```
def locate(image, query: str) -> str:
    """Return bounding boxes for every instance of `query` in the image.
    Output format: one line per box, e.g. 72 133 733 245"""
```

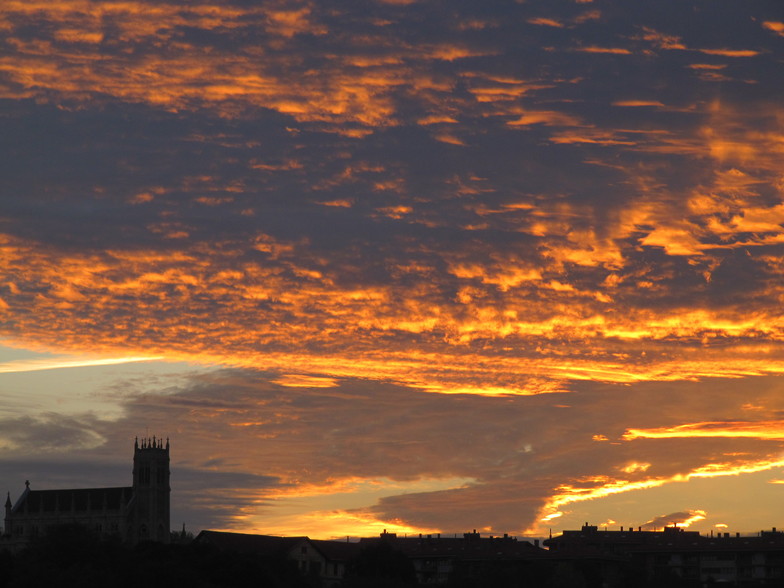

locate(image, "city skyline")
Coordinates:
2 0 784 539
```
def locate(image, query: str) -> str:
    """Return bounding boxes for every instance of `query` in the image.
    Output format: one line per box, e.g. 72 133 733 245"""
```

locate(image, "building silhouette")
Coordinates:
2 437 170 548
195 530 353 587
194 529 547 586
545 522 784 585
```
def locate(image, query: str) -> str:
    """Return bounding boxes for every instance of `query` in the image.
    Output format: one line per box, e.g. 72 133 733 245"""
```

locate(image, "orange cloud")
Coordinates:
534 457 784 533
642 510 706 530
687 63 728 70
698 49 760 58
0 1 413 125
507 110 581 127
417 115 459 125
623 421 784 441
318 199 354 208
612 100 665 108
636 28 687 50
575 47 632 55
763 21 784 36
433 133 466 146
271 374 340 388
620 462 651 474
527 18 564 28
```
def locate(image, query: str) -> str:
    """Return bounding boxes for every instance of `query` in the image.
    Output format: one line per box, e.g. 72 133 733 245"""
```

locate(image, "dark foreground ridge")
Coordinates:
4 523 784 587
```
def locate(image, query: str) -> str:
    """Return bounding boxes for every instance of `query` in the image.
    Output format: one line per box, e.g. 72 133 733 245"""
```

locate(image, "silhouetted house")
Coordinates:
545 523 784 585
311 538 361 585
2 437 170 549
633 528 784 585
194 530 352 587
360 530 547 584
195 529 547 586
545 523 701 556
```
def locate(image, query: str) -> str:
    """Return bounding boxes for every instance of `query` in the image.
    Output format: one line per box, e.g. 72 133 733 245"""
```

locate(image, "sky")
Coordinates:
1 0 784 540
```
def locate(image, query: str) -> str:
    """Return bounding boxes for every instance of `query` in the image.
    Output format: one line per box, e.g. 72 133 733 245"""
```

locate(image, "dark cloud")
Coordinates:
641 510 705 531
0 414 105 453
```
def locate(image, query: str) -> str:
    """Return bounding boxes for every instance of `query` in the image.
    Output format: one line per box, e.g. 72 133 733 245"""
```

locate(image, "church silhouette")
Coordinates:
3 437 170 548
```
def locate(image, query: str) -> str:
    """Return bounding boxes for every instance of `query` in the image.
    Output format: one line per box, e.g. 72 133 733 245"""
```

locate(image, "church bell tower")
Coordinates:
131 437 170 543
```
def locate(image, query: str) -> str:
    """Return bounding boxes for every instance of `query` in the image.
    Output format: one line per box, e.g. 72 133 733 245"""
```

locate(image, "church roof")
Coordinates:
11 486 133 514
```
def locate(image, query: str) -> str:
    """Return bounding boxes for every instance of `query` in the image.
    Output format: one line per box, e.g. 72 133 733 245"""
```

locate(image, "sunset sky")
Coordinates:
2 0 784 540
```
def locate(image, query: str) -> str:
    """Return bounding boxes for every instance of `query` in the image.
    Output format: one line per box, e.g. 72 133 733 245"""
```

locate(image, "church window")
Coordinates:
139 465 150 485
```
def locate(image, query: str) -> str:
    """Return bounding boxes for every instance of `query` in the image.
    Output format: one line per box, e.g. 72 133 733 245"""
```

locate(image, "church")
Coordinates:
2 437 170 548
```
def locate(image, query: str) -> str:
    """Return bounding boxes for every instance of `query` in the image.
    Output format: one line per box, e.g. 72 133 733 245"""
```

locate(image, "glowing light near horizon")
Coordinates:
534 458 784 534
222 476 475 539
624 422 784 441
237 509 439 541
0 355 164 373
